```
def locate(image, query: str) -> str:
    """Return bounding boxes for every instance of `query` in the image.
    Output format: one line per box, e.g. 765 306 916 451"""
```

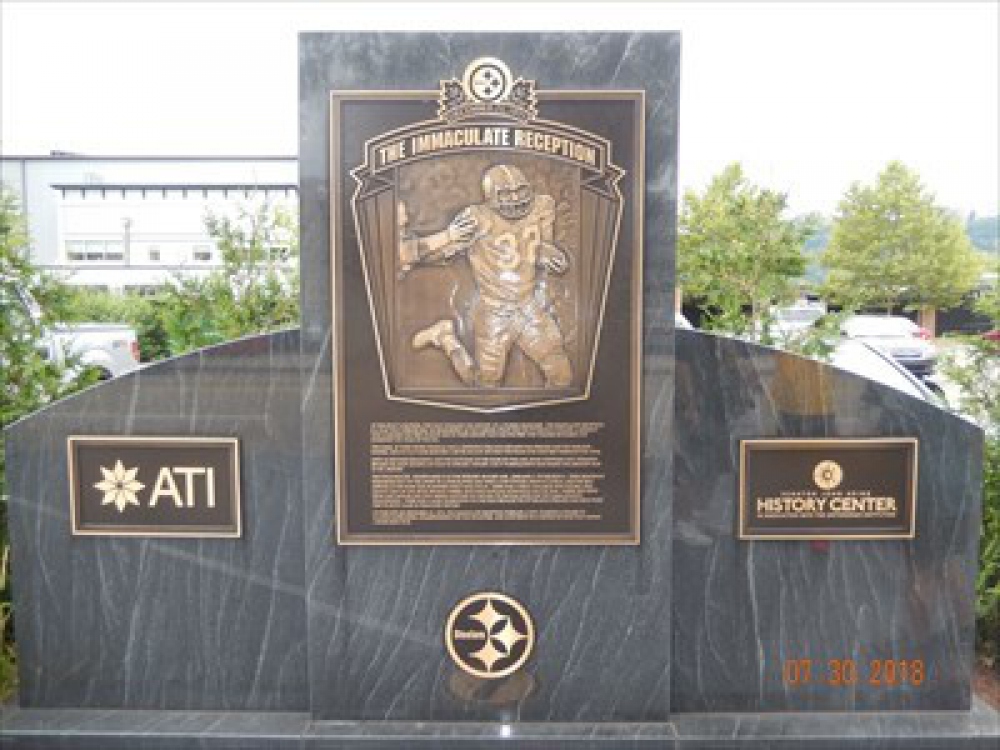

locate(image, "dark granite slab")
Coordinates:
298 32 680 722
672 330 983 712
5 332 309 710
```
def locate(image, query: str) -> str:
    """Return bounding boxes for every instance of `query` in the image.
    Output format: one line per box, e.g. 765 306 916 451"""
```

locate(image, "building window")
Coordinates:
192 246 213 262
123 284 164 297
104 241 124 261
267 245 290 262
66 240 124 263
148 246 161 262
66 240 85 261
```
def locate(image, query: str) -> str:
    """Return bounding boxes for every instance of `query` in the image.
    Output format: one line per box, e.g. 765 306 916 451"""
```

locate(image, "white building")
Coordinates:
0 154 297 293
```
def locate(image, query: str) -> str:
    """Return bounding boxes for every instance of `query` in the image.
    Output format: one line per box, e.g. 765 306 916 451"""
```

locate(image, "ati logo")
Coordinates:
94 459 217 513
813 460 844 491
445 592 534 679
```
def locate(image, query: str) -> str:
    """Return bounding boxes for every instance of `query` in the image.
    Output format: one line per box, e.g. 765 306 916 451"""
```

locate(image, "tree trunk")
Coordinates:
918 306 937 337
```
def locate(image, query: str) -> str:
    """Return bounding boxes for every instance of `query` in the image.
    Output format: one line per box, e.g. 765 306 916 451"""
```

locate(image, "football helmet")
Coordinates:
483 164 533 220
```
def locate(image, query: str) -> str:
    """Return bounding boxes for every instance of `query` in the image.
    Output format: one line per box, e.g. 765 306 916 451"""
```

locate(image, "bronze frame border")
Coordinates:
738 437 919 541
67 435 242 538
330 88 644 546
443 591 535 680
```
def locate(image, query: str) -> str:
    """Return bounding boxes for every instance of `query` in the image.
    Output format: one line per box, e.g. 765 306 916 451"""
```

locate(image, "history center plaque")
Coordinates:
332 58 643 544
739 438 918 540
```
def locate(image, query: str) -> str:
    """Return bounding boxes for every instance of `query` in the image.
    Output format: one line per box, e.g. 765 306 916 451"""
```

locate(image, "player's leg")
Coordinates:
518 305 572 388
474 306 515 387
412 319 475 385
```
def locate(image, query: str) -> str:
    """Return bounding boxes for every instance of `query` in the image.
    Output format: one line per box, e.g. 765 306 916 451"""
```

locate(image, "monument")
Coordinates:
2 32 997 747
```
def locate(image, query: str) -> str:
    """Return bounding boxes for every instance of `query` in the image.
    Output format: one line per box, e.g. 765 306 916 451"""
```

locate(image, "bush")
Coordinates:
58 199 299 362
979 438 1000 667
155 200 299 356
1 188 95 699
940 281 999 668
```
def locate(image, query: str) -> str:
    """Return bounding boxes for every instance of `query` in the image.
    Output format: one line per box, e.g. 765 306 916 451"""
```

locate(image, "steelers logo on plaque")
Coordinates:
445 592 535 679
464 57 512 102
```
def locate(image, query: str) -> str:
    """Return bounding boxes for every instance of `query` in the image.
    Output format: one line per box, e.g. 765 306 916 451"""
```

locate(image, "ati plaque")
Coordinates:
739 438 918 540
331 58 643 544
68 436 241 537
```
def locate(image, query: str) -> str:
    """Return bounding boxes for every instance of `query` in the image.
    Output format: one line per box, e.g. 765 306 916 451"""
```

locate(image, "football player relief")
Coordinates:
343 58 637 412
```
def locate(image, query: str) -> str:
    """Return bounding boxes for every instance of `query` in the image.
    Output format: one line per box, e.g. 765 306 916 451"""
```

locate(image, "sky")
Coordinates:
1 1 997 217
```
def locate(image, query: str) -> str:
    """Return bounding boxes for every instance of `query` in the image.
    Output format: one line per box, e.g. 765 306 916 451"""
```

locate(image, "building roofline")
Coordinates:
0 154 296 162
51 183 298 191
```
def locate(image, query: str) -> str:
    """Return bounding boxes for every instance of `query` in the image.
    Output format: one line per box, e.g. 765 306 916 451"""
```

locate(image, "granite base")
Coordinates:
2 702 999 749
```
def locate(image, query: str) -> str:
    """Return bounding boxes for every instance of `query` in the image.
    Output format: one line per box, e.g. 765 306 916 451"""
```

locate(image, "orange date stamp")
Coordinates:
782 658 926 687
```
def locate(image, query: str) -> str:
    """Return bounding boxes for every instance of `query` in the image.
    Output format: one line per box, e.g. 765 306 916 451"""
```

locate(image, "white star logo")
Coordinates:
470 599 505 634
93 460 145 513
467 598 528 673
492 617 527 655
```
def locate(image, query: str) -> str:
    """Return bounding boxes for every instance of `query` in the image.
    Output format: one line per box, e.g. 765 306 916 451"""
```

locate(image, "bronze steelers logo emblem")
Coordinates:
445 592 534 679
463 57 512 103
813 459 844 490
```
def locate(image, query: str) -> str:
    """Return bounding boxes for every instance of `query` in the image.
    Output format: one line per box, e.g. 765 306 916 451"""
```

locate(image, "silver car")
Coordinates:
840 314 936 377
830 339 942 404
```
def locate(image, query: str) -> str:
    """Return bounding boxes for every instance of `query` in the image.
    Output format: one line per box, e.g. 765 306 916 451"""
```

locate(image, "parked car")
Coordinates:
41 323 141 380
9 283 140 380
770 301 826 338
829 338 943 405
840 314 936 377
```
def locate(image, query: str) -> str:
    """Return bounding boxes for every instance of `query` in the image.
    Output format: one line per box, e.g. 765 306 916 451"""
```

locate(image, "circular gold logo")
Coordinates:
463 57 512 103
813 460 844 490
445 592 534 679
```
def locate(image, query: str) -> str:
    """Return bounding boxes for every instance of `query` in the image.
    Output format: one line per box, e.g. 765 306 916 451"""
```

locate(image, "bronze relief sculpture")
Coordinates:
347 57 632 412
401 163 573 389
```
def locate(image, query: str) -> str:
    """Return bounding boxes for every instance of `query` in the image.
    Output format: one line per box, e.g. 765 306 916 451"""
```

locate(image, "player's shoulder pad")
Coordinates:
463 203 492 227
534 194 556 221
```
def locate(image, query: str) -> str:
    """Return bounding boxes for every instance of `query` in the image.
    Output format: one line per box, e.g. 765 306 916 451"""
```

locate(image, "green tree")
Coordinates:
678 163 812 337
822 161 983 313
0 187 91 698
159 199 299 354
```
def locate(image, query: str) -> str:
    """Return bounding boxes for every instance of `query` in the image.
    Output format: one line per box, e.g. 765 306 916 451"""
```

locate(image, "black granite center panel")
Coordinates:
299 32 679 721
5 331 308 710
671 330 983 712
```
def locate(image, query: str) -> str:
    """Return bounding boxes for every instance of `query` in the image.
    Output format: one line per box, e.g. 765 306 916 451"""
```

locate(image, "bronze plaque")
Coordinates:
332 58 643 544
68 436 241 537
739 438 918 540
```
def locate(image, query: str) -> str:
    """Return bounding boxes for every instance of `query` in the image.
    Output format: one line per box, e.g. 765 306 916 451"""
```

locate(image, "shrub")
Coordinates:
978 437 1000 667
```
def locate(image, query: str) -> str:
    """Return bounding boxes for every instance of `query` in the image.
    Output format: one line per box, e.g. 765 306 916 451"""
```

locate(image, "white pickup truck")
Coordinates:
41 323 140 380
8 283 141 380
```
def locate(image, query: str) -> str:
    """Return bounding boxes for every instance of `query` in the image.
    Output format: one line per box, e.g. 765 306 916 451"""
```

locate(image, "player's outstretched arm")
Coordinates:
400 209 478 268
